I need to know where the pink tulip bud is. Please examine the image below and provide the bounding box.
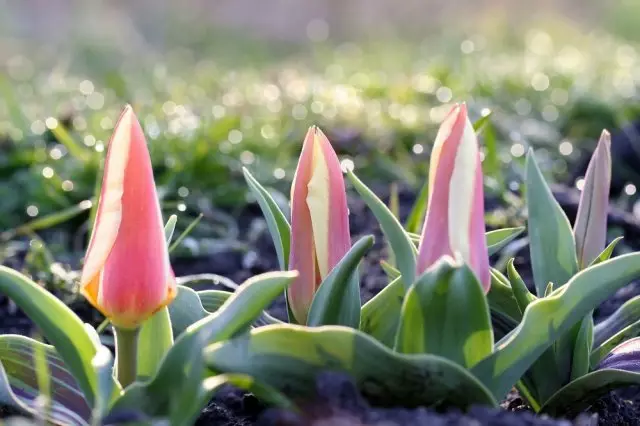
[574,130,612,268]
[288,126,351,323]
[80,106,176,329]
[417,103,491,292]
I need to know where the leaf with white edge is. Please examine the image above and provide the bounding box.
[591,320,640,368]
[197,290,283,327]
[91,346,114,422]
[137,307,173,380]
[164,215,178,244]
[594,296,640,348]
[205,324,496,410]
[597,337,640,372]
[395,257,493,369]
[243,167,291,270]
[307,236,373,328]
[525,150,578,296]
[0,335,91,426]
[177,273,238,290]
[507,259,536,317]
[471,252,640,401]
[570,315,593,381]
[360,277,404,347]
[589,236,623,267]
[0,267,108,406]
[380,260,401,280]
[487,227,526,256]
[109,272,296,421]
[487,268,522,322]
[348,170,416,288]
[540,369,640,417]
[167,285,210,338]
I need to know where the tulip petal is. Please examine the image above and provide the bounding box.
[574,130,612,269]
[306,131,331,278]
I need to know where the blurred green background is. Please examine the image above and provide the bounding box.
[1,0,639,260]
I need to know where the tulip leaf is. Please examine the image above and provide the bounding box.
[525,150,578,296]
[395,258,493,369]
[91,346,115,423]
[487,268,522,322]
[243,167,291,270]
[594,296,640,348]
[540,369,640,417]
[486,227,526,256]
[197,289,283,327]
[471,252,640,401]
[405,180,430,234]
[348,170,416,287]
[110,272,296,421]
[589,236,623,267]
[380,260,401,280]
[169,213,204,253]
[0,267,106,407]
[205,324,496,409]
[137,307,173,380]
[167,285,210,338]
[506,259,536,315]
[571,315,594,381]
[164,215,178,244]
[360,277,405,347]
[0,335,91,426]
[307,235,373,328]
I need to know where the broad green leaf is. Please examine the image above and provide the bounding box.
[164,215,178,244]
[506,259,535,316]
[540,369,640,417]
[205,324,496,409]
[243,167,291,270]
[525,150,578,296]
[486,227,526,256]
[571,316,593,381]
[110,272,296,420]
[167,286,210,338]
[405,180,430,234]
[348,170,416,288]
[307,236,373,328]
[395,258,493,369]
[91,346,115,422]
[360,277,404,347]
[0,335,91,426]
[491,310,519,345]
[589,236,623,267]
[487,268,522,321]
[594,296,640,348]
[0,267,106,406]
[197,290,283,327]
[472,252,640,401]
[137,307,173,380]
[591,320,640,368]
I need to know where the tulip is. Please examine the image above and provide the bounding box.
[574,130,612,269]
[288,126,351,323]
[80,105,176,330]
[417,103,490,292]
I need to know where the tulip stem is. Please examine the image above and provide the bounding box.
[114,327,139,388]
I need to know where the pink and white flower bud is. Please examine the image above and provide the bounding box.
[417,103,491,292]
[288,126,351,323]
[80,105,176,329]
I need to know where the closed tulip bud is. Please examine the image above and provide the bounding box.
[574,130,612,269]
[417,103,490,292]
[80,105,176,329]
[288,126,351,323]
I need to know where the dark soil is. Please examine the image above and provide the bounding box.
[4,183,640,425]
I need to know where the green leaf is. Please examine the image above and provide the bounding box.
[471,252,640,401]
[487,268,522,321]
[571,316,594,381]
[137,307,173,380]
[243,167,291,270]
[395,257,493,368]
[4,200,93,239]
[487,227,526,256]
[167,286,210,338]
[169,214,203,253]
[348,170,416,287]
[380,260,401,280]
[405,180,430,234]
[164,215,178,244]
[205,324,496,410]
[0,267,108,406]
[307,236,373,328]
[360,277,404,347]
[197,290,283,327]
[589,236,623,267]
[473,111,493,133]
[540,369,640,417]
[91,346,115,422]
[177,273,238,290]
[594,296,640,348]
[507,259,536,315]
[0,335,91,426]
[525,150,578,296]
[110,272,296,420]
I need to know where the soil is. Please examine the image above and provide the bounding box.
[3,183,640,425]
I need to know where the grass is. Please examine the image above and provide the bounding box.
[0,22,639,262]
